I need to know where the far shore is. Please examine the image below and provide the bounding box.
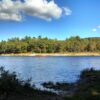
[0,52,100,56]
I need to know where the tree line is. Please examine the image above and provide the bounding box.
[0,36,100,54]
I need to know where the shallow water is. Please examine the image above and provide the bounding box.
[0,56,100,85]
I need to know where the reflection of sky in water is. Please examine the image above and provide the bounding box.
[0,56,100,85]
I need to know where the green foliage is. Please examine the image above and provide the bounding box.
[0,67,100,100]
[0,36,100,54]
[43,69,100,100]
[0,67,62,100]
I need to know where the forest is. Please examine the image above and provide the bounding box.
[0,36,100,54]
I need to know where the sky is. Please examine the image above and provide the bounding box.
[0,0,100,40]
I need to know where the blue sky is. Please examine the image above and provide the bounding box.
[0,0,100,40]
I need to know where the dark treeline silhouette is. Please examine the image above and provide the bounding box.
[0,67,62,100]
[43,68,100,100]
[0,67,100,100]
[0,36,100,54]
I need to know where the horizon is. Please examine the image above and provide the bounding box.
[0,0,100,40]
[0,35,100,42]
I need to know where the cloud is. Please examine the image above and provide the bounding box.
[92,25,100,32]
[0,0,22,21]
[97,25,100,28]
[92,28,97,32]
[63,7,72,16]
[0,0,72,21]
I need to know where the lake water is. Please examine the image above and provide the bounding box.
[0,56,100,86]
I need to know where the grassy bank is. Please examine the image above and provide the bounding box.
[0,52,100,56]
[0,67,100,100]
[43,68,100,100]
[0,67,63,100]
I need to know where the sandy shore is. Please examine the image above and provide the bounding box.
[0,52,100,56]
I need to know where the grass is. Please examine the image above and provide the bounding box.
[0,67,100,100]
[42,68,100,100]
[1,52,100,56]
[0,67,63,100]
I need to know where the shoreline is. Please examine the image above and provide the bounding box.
[0,52,100,56]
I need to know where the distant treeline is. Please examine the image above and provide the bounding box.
[0,36,100,54]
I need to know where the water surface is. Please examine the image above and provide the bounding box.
[0,56,100,85]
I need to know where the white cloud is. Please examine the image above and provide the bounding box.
[97,25,100,28]
[92,25,100,32]
[63,7,72,16]
[0,0,72,21]
[92,28,97,32]
[0,0,22,21]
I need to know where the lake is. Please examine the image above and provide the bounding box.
[0,56,100,87]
